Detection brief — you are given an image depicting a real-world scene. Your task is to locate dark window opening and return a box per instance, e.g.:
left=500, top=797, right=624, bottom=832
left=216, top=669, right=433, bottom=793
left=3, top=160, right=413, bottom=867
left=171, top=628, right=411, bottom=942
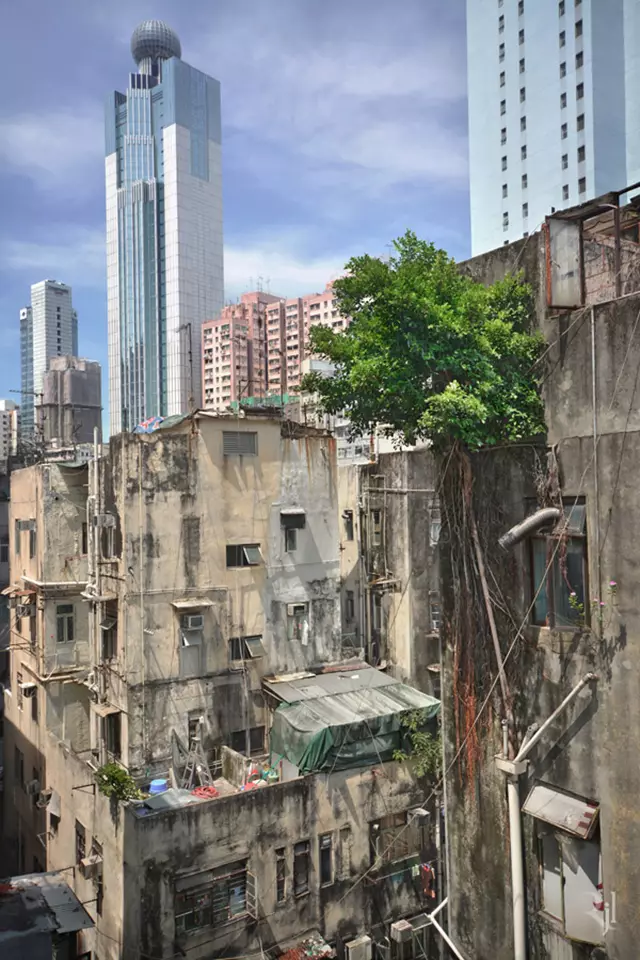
left=319, top=834, right=333, bottom=885
left=276, top=848, right=286, bottom=902
left=104, top=713, right=121, bottom=759
left=293, top=841, right=310, bottom=896
left=342, top=510, right=354, bottom=541
left=75, top=821, right=86, bottom=864
left=285, top=527, right=297, bottom=553
left=226, top=544, right=262, bottom=567
left=529, top=503, right=587, bottom=628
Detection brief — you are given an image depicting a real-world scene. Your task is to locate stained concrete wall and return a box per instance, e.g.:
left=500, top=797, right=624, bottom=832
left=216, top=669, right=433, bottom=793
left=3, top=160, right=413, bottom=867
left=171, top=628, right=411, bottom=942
left=127, top=760, right=430, bottom=960
left=444, top=228, right=640, bottom=959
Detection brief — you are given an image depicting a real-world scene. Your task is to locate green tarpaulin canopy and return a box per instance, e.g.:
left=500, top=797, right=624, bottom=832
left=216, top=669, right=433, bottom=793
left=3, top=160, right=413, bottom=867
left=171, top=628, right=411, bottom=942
left=267, top=668, right=440, bottom=774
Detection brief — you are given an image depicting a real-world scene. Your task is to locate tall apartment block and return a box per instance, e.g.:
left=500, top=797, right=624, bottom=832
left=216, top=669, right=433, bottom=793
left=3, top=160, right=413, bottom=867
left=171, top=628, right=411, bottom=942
left=0, top=400, right=19, bottom=463
left=202, top=292, right=281, bottom=408
left=105, top=20, right=223, bottom=434
left=38, top=357, right=102, bottom=448
left=467, top=0, right=640, bottom=254
left=19, top=280, right=78, bottom=437
left=203, top=283, right=348, bottom=410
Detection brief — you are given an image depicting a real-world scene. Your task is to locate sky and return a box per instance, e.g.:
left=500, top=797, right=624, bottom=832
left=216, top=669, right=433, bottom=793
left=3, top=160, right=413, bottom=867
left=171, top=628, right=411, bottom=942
left=0, top=0, right=469, bottom=432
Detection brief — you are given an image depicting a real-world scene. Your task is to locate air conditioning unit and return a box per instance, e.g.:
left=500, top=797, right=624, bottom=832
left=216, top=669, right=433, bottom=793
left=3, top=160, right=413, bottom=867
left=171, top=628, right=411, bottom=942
left=26, top=779, right=41, bottom=796
left=79, top=854, right=103, bottom=880
left=345, top=936, right=372, bottom=960
left=36, top=788, right=53, bottom=809
left=7, top=596, right=17, bottom=610
left=182, top=614, right=204, bottom=631
left=16, top=603, right=35, bottom=618
left=390, top=921, right=413, bottom=944
left=95, top=514, right=116, bottom=528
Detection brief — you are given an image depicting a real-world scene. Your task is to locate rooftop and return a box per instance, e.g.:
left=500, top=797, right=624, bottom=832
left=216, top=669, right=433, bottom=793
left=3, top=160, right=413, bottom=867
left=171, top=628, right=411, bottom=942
left=0, top=873, right=93, bottom=956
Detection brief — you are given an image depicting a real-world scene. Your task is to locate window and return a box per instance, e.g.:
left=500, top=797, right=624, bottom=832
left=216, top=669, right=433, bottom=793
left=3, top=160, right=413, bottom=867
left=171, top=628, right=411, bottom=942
left=499, top=42, right=505, bottom=62
left=561, top=92, right=567, bottom=109
left=0, top=536, right=8, bottom=564
left=101, top=601, right=118, bottom=660
left=559, top=30, right=566, bottom=47
left=222, top=431, right=257, bottom=456
left=499, top=71, right=505, bottom=87
left=575, top=19, right=582, bottom=37
left=431, top=600, right=441, bottom=633
left=501, top=155, right=508, bottom=171
left=17, top=671, right=23, bottom=711
left=75, top=821, right=86, bottom=864
left=226, top=544, right=262, bottom=567
left=503, top=211, right=509, bottom=230
left=342, top=510, right=354, bottom=541
left=522, top=173, right=528, bottom=189
left=563, top=185, right=569, bottom=201
left=370, top=812, right=410, bottom=864
left=502, top=183, right=508, bottom=198
left=501, top=127, right=507, bottom=145
left=518, top=0, right=524, bottom=12
left=562, top=153, right=569, bottom=169
left=104, top=713, right=121, bottom=758
left=578, top=145, right=585, bottom=163
left=81, top=522, right=88, bottom=555
left=577, top=113, right=585, bottom=131
left=500, top=99, right=506, bottom=116
left=522, top=203, right=529, bottom=218
left=14, top=519, right=20, bottom=557
left=284, top=527, right=297, bottom=553
left=230, top=726, right=265, bottom=756
left=529, top=503, right=587, bottom=627
left=14, top=746, right=24, bottom=789
left=293, top=841, right=310, bottom=896
left=521, top=144, right=527, bottom=160
left=559, top=0, right=565, bottom=13
left=276, top=848, right=286, bottom=902
left=576, top=82, right=584, bottom=100
left=188, top=714, right=202, bottom=747
left=560, top=61, right=566, bottom=78
left=372, top=593, right=382, bottom=631
left=56, top=604, right=74, bottom=643
left=579, top=177, right=586, bottom=194
left=338, top=826, right=352, bottom=879
left=229, top=634, right=266, bottom=662
left=561, top=123, right=568, bottom=139
left=498, top=14, right=504, bottom=32
left=520, top=116, right=527, bottom=132
left=520, top=87, right=526, bottom=103
left=346, top=590, right=355, bottom=621
left=287, top=603, right=309, bottom=643
left=319, top=834, right=333, bottom=885
left=576, top=50, right=583, bottom=68
left=175, top=861, right=250, bottom=935
left=29, top=524, right=36, bottom=560
left=371, top=509, right=382, bottom=546
left=519, top=57, right=525, bottom=73
left=92, top=839, right=104, bottom=916
left=31, top=688, right=38, bottom=724
left=519, top=28, right=525, bottom=44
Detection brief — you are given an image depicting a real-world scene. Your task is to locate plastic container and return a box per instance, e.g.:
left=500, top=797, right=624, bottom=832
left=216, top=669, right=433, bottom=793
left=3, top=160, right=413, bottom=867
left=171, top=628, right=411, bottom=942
left=149, top=778, right=168, bottom=795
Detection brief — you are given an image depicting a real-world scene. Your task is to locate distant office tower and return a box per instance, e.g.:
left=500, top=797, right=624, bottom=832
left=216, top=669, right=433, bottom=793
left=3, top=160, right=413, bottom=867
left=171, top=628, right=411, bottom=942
left=39, top=357, right=102, bottom=448
left=105, top=20, right=224, bottom=434
left=0, top=400, right=19, bottom=462
left=467, top=0, right=640, bottom=255
left=202, top=292, right=281, bottom=409
left=202, top=283, right=348, bottom=410
left=20, top=280, right=78, bottom=436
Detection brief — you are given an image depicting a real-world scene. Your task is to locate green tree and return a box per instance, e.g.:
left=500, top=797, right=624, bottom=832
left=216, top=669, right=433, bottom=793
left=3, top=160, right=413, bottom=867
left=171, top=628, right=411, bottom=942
left=96, top=762, right=141, bottom=802
left=303, top=231, right=545, bottom=450
left=394, top=710, right=442, bottom=778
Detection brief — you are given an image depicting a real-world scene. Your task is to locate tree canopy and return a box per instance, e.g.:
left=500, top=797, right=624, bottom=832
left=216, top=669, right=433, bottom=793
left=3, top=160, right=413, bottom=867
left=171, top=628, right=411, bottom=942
left=302, top=231, right=546, bottom=450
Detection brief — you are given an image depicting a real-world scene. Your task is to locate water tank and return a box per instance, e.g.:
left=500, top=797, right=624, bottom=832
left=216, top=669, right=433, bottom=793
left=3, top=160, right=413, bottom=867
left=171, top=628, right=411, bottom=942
left=149, top=778, right=168, bottom=795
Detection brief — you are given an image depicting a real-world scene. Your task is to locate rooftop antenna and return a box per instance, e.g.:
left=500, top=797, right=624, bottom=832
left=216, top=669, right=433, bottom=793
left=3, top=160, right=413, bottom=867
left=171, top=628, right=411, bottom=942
left=257, top=276, right=263, bottom=293
left=265, top=277, right=272, bottom=294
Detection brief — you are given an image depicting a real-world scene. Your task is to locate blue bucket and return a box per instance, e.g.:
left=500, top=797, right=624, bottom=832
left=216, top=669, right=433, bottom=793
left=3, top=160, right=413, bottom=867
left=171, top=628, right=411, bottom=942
left=149, top=778, right=168, bottom=795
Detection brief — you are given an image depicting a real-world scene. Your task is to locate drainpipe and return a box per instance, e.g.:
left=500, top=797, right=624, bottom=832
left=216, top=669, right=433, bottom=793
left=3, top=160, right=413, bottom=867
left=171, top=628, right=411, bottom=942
left=497, top=673, right=598, bottom=960
left=426, top=898, right=469, bottom=960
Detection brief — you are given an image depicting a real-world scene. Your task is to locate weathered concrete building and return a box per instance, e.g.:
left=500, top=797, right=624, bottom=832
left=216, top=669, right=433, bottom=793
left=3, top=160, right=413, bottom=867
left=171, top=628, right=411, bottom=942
left=443, top=189, right=640, bottom=959
left=38, top=355, right=102, bottom=449
left=3, top=411, right=442, bottom=960
left=338, top=450, right=441, bottom=699
left=0, top=871, right=93, bottom=959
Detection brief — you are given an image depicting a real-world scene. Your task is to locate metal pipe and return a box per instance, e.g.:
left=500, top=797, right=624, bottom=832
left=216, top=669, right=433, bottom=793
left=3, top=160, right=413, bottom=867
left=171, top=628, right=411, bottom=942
left=515, top=673, right=597, bottom=763
left=507, top=777, right=527, bottom=960
left=502, top=718, right=509, bottom=758
left=591, top=307, right=602, bottom=637
left=21, top=576, right=88, bottom=589
left=427, top=898, right=469, bottom=960
left=498, top=508, right=561, bottom=550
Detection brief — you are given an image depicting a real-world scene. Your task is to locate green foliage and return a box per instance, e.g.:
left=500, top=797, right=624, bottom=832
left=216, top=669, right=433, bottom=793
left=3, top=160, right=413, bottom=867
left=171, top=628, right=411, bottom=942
left=394, top=709, right=441, bottom=778
left=96, top=762, right=141, bottom=802
left=302, top=231, right=546, bottom=449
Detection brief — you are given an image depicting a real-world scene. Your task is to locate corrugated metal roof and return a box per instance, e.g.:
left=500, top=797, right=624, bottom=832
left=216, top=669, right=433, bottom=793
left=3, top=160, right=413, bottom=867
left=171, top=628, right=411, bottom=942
left=264, top=667, right=396, bottom=704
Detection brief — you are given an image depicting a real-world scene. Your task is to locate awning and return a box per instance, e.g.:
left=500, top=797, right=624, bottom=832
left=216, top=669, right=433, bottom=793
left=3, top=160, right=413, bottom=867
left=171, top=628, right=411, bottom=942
left=19, top=681, right=36, bottom=692
left=100, top=617, right=117, bottom=631
left=280, top=507, right=306, bottom=529
left=244, top=636, right=266, bottom=659
left=171, top=598, right=214, bottom=610
left=91, top=702, right=121, bottom=718
left=1, top=584, right=34, bottom=597
left=267, top=666, right=440, bottom=774
left=522, top=783, right=599, bottom=839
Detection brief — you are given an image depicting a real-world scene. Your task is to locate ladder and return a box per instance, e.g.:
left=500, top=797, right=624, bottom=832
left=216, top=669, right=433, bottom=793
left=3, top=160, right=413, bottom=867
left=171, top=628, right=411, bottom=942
left=180, top=721, right=214, bottom=790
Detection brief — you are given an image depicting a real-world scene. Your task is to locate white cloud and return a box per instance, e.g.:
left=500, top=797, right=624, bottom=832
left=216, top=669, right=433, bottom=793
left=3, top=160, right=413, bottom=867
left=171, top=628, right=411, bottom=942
left=1, top=228, right=106, bottom=287
left=0, top=108, right=103, bottom=194
left=224, top=239, right=351, bottom=299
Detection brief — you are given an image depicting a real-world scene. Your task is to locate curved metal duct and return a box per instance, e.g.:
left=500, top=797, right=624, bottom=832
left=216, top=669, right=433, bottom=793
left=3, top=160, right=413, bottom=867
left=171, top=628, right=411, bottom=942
left=498, top=507, right=562, bottom=551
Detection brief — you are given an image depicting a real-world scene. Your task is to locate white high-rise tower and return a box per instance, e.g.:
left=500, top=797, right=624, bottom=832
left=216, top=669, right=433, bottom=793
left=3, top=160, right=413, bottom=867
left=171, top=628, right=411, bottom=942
left=105, top=20, right=224, bottom=434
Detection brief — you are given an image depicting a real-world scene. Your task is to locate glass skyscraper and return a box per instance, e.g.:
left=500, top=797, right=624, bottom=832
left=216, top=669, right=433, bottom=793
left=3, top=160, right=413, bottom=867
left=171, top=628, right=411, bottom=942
left=20, top=280, right=78, bottom=436
left=105, top=20, right=224, bottom=434
left=467, top=0, right=640, bottom=255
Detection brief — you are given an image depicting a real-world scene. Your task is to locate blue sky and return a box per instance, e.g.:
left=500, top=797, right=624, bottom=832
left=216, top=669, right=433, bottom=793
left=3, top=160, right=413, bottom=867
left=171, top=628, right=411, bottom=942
left=0, top=0, right=469, bottom=431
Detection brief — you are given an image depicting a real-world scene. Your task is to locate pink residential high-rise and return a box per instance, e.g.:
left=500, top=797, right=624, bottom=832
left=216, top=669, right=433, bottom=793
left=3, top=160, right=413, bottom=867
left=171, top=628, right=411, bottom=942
left=202, top=292, right=282, bottom=409
left=202, top=282, right=349, bottom=410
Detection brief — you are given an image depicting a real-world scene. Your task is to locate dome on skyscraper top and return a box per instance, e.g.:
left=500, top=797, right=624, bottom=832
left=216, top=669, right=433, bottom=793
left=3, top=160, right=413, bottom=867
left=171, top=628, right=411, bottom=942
left=131, top=20, right=182, bottom=65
